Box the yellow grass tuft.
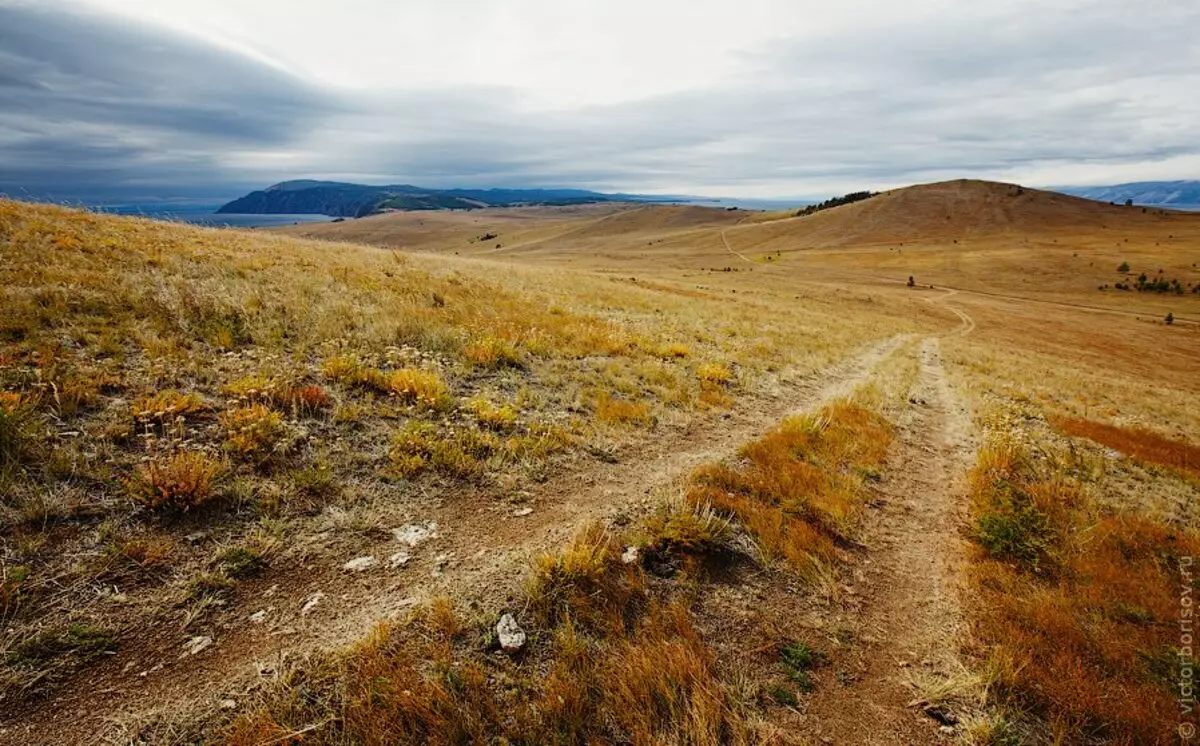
[219,404,285,458]
[125,451,224,511]
[131,390,208,423]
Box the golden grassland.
[0,200,918,711]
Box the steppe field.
[2,179,1199,745]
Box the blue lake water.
[115,211,337,228]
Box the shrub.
[1117,262,1130,273]
[219,404,285,457]
[781,641,818,692]
[126,451,224,511]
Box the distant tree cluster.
[1106,265,1198,294]
[796,191,877,217]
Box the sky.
[2,0,1199,204]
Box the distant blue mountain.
[217,180,637,217]
[1059,180,1200,207]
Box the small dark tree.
[1165,312,1174,325]
[1124,198,1134,207]
[907,276,915,287]
[1117,262,1130,273]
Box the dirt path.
[721,228,758,265]
[2,335,909,745]
[925,288,976,337]
[801,336,975,744]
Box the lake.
[110,211,337,229]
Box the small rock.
[220,699,238,710]
[182,636,213,657]
[301,592,325,616]
[497,613,526,654]
[249,610,267,624]
[393,521,439,547]
[621,546,640,565]
[513,507,534,517]
[343,556,378,572]
[388,551,412,568]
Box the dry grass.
[966,435,1199,743]
[687,400,892,573]
[219,519,766,746]
[1053,414,1200,478]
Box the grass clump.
[219,404,286,458]
[642,500,733,561]
[388,421,491,481]
[462,335,526,369]
[466,397,518,432]
[527,522,644,631]
[594,392,653,425]
[215,546,267,579]
[4,623,117,672]
[125,451,224,511]
[688,399,892,573]
[386,369,450,410]
[131,390,208,424]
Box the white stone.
[249,610,267,624]
[393,521,439,547]
[621,546,640,565]
[496,613,526,653]
[512,507,534,517]
[343,556,378,572]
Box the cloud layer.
[2,0,1198,202]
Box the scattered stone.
[512,507,534,517]
[249,610,267,624]
[181,636,213,657]
[621,546,640,565]
[496,613,527,653]
[388,551,412,568]
[393,521,439,547]
[220,699,238,710]
[301,592,325,616]
[343,556,378,572]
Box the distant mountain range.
[216,180,648,217]
[1059,180,1200,207]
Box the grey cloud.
[0,1,332,201]
[2,0,1198,202]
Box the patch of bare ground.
[783,337,976,744]
[0,336,908,745]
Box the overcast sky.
[2,0,1199,203]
